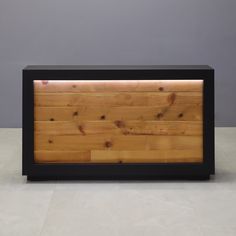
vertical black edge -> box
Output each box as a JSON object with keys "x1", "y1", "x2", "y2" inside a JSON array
[
  {"x1": 203, "y1": 69, "x2": 215, "y2": 174},
  {"x1": 22, "y1": 69, "x2": 34, "y2": 175}
]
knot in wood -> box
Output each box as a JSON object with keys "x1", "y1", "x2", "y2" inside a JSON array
[
  {"x1": 42, "y1": 80, "x2": 48, "y2": 85},
  {"x1": 156, "y1": 113, "x2": 163, "y2": 119},
  {"x1": 114, "y1": 120, "x2": 125, "y2": 128},
  {"x1": 73, "y1": 111, "x2": 78, "y2": 116},
  {"x1": 48, "y1": 139, "x2": 53, "y2": 144},
  {"x1": 78, "y1": 125, "x2": 86, "y2": 135},
  {"x1": 105, "y1": 141, "x2": 112, "y2": 148},
  {"x1": 168, "y1": 93, "x2": 176, "y2": 105}
]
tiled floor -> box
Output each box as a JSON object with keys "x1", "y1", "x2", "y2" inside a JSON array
[{"x1": 0, "y1": 128, "x2": 236, "y2": 236}]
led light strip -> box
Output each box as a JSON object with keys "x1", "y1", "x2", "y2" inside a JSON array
[{"x1": 34, "y1": 80, "x2": 203, "y2": 83}]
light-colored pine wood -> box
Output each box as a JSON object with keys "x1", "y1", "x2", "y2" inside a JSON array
[
  {"x1": 34, "y1": 92, "x2": 202, "y2": 107},
  {"x1": 34, "y1": 80, "x2": 203, "y2": 93},
  {"x1": 34, "y1": 79, "x2": 203, "y2": 164},
  {"x1": 35, "y1": 121, "x2": 202, "y2": 136},
  {"x1": 91, "y1": 150, "x2": 202, "y2": 163},
  {"x1": 34, "y1": 150, "x2": 202, "y2": 163},
  {"x1": 35, "y1": 134, "x2": 202, "y2": 151},
  {"x1": 34, "y1": 105, "x2": 202, "y2": 121},
  {"x1": 34, "y1": 151, "x2": 90, "y2": 163}
]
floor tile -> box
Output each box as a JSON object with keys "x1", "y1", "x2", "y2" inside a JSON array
[{"x1": 0, "y1": 189, "x2": 53, "y2": 236}]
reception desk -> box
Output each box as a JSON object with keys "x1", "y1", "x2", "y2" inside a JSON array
[{"x1": 23, "y1": 65, "x2": 214, "y2": 180}]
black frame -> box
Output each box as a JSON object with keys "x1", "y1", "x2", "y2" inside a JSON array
[{"x1": 23, "y1": 65, "x2": 214, "y2": 180}]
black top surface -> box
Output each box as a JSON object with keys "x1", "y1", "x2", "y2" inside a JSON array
[{"x1": 24, "y1": 65, "x2": 213, "y2": 70}]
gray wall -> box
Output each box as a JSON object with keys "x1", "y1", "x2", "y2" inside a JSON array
[{"x1": 0, "y1": 0, "x2": 236, "y2": 127}]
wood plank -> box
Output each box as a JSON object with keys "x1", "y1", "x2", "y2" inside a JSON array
[
  {"x1": 91, "y1": 150, "x2": 202, "y2": 163},
  {"x1": 34, "y1": 105, "x2": 202, "y2": 121},
  {"x1": 35, "y1": 121, "x2": 202, "y2": 136},
  {"x1": 34, "y1": 150, "x2": 202, "y2": 163},
  {"x1": 34, "y1": 151, "x2": 90, "y2": 163},
  {"x1": 34, "y1": 80, "x2": 203, "y2": 93},
  {"x1": 35, "y1": 134, "x2": 202, "y2": 151},
  {"x1": 34, "y1": 92, "x2": 202, "y2": 107}
]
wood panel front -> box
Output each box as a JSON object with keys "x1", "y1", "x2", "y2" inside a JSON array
[{"x1": 34, "y1": 80, "x2": 203, "y2": 164}]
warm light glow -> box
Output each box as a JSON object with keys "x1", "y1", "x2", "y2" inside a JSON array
[{"x1": 34, "y1": 80, "x2": 203, "y2": 83}]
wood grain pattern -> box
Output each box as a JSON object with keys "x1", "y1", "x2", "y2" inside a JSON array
[
  {"x1": 91, "y1": 150, "x2": 202, "y2": 163},
  {"x1": 34, "y1": 80, "x2": 203, "y2": 93},
  {"x1": 35, "y1": 134, "x2": 202, "y2": 151},
  {"x1": 34, "y1": 105, "x2": 202, "y2": 121},
  {"x1": 34, "y1": 150, "x2": 202, "y2": 163},
  {"x1": 34, "y1": 80, "x2": 203, "y2": 163},
  {"x1": 35, "y1": 121, "x2": 202, "y2": 136},
  {"x1": 35, "y1": 151, "x2": 90, "y2": 163},
  {"x1": 34, "y1": 92, "x2": 202, "y2": 107}
]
